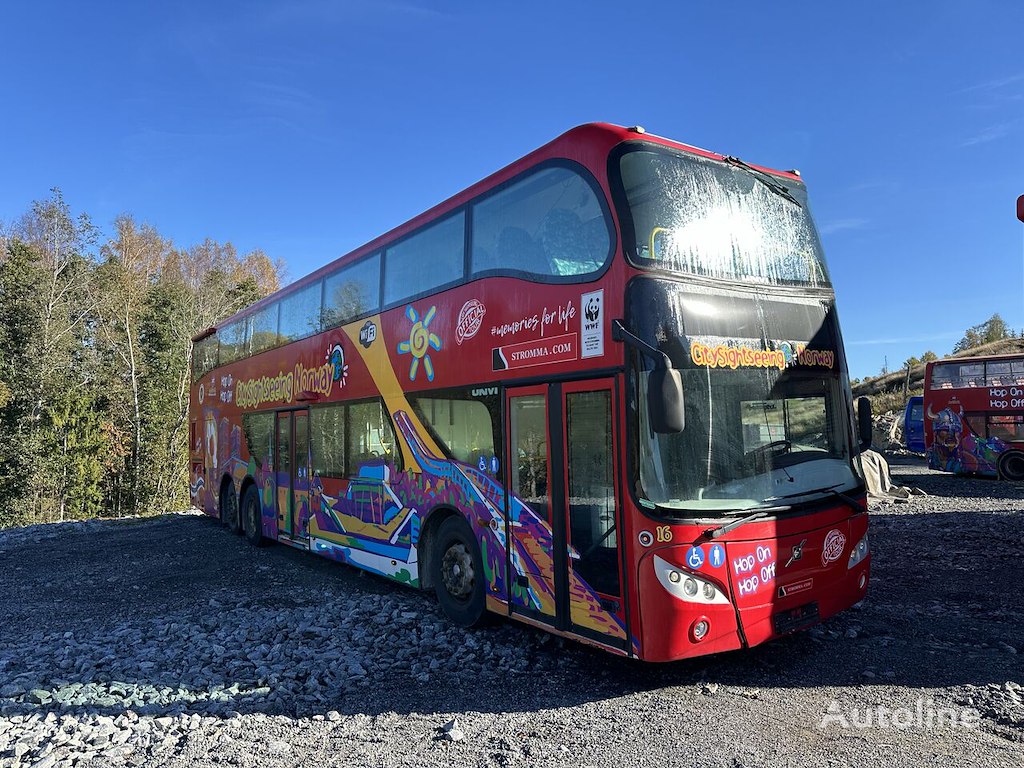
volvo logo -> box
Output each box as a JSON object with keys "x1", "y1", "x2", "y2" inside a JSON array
[{"x1": 785, "y1": 539, "x2": 806, "y2": 568}]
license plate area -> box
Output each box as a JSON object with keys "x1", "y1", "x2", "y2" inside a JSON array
[{"x1": 772, "y1": 601, "x2": 820, "y2": 634}]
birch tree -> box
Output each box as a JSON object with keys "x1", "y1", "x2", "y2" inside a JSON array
[{"x1": 95, "y1": 216, "x2": 172, "y2": 514}]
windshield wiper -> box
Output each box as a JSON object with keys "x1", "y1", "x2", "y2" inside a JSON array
[
  {"x1": 770, "y1": 484, "x2": 866, "y2": 513},
  {"x1": 824, "y1": 488, "x2": 866, "y2": 513},
  {"x1": 699, "y1": 505, "x2": 791, "y2": 541},
  {"x1": 722, "y1": 155, "x2": 801, "y2": 207}
]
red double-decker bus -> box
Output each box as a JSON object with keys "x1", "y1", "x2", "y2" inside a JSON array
[
  {"x1": 924, "y1": 354, "x2": 1024, "y2": 481},
  {"x1": 189, "y1": 123, "x2": 872, "y2": 661}
]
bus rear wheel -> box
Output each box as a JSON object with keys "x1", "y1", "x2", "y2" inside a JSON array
[
  {"x1": 220, "y1": 482, "x2": 241, "y2": 533},
  {"x1": 432, "y1": 516, "x2": 486, "y2": 627},
  {"x1": 241, "y1": 485, "x2": 266, "y2": 546},
  {"x1": 998, "y1": 451, "x2": 1024, "y2": 482}
]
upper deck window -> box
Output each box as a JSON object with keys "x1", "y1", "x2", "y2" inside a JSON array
[
  {"x1": 471, "y1": 166, "x2": 611, "y2": 278},
  {"x1": 250, "y1": 302, "x2": 279, "y2": 354},
  {"x1": 322, "y1": 252, "x2": 381, "y2": 329},
  {"x1": 192, "y1": 335, "x2": 219, "y2": 381},
  {"x1": 985, "y1": 360, "x2": 1024, "y2": 386},
  {"x1": 931, "y1": 359, "x2": 1024, "y2": 389},
  {"x1": 279, "y1": 281, "x2": 323, "y2": 343},
  {"x1": 219, "y1": 319, "x2": 249, "y2": 364},
  {"x1": 202, "y1": 161, "x2": 613, "y2": 371},
  {"x1": 616, "y1": 147, "x2": 830, "y2": 287},
  {"x1": 384, "y1": 213, "x2": 465, "y2": 307}
]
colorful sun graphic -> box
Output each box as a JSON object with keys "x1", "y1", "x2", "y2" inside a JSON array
[{"x1": 397, "y1": 304, "x2": 442, "y2": 381}]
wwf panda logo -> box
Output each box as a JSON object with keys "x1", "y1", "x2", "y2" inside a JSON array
[{"x1": 584, "y1": 295, "x2": 601, "y2": 322}]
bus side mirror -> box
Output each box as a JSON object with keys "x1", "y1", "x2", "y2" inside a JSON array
[
  {"x1": 857, "y1": 397, "x2": 872, "y2": 451},
  {"x1": 649, "y1": 367, "x2": 685, "y2": 434}
]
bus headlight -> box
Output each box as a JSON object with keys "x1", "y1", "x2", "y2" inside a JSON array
[
  {"x1": 847, "y1": 533, "x2": 869, "y2": 569},
  {"x1": 691, "y1": 617, "x2": 711, "y2": 641},
  {"x1": 653, "y1": 555, "x2": 730, "y2": 605}
]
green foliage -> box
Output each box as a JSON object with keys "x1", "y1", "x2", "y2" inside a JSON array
[
  {"x1": 0, "y1": 191, "x2": 282, "y2": 528},
  {"x1": 0, "y1": 240, "x2": 47, "y2": 527},
  {"x1": 138, "y1": 281, "x2": 192, "y2": 513},
  {"x1": 953, "y1": 313, "x2": 1012, "y2": 353},
  {"x1": 44, "y1": 389, "x2": 108, "y2": 520}
]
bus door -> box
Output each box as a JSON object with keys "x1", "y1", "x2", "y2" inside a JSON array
[
  {"x1": 505, "y1": 379, "x2": 626, "y2": 647},
  {"x1": 275, "y1": 409, "x2": 311, "y2": 543},
  {"x1": 506, "y1": 385, "x2": 558, "y2": 621}
]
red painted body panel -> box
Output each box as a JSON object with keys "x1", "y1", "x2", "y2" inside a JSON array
[{"x1": 635, "y1": 506, "x2": 868, "y2": 662}]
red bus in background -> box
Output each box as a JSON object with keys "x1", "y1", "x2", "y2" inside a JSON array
[
  {"x1": 189, "y1": 123, "x2": 872, "y2": 661},
  {"x1": 925, "y1": 354, "x2": 1024, "y2": 481}
]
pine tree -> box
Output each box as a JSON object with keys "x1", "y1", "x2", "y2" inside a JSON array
[
  {"x1": 0, "y1": 240, "x2": 47, "y2": 526},
  {"x1": 45, "y1": 389, "x2": 107, "y2": 520}
]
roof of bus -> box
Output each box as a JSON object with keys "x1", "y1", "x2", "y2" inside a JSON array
[{"x1": 199, "y1": 122, "x2": 804, "y2": 339}]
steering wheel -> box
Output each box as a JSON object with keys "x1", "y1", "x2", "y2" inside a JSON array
[{"x1": 745, "y1": 440, "x2": 792, "y2": 470}]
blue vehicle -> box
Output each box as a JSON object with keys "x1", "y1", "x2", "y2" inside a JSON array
[{"x1": 904, "y1": 396, "x2": 925, "y2": 453}]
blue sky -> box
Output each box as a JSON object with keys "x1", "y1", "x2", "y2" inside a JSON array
[{"x1": 2, "y1": 1, "x2": 1022, "y2": 379}]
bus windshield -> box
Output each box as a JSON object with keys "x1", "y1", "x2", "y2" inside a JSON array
[
  {"x1": 625, "y1": 277, "x2": 857, "y2": 516},
  {"x1": 638, "y1": 367, "x2": 858, "y2": 514},
  {"x1": 618, "y1": 147, "x2": 831, "y2": 287}
]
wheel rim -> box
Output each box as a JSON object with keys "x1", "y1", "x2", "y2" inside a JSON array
[{"x1": 441, "y1": 542, "x2": 475, "y2": 601}]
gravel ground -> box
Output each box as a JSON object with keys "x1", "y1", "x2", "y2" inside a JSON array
[{"x1": 0, "y1": 455, "x2": 1021, "y2": 768}]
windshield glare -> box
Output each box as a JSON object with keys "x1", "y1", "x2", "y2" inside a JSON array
[
  {"x1": 619, "y1": 148, "x2": 830, "y2": 287},
  {"x1": 638, "y1": 367, "x2": 857, "y2": 514}
]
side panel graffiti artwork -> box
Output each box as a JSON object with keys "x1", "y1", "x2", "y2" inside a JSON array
[
  {"x1": 189, "y1": 279, "x2": 628, "y2": 648},
  {"x1": 927, "y1": 403, "x2": 1005, "y2": 477}
]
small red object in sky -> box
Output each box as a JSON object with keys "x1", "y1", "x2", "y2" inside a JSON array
[{"x1": 1018, "y1": 194, "x2": 1024, "y2": 222}]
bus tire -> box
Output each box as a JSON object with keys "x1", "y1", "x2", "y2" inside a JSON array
[
  {"x1": 220, "y1": 480, "x2": 241, "y2": 534},
  {"x1": 241, "y1": 484, "x2": 267, "y2": 546},
  {"x1": 432, "y1": 516, "x2": 486, "y2": 627},
  {"x1": 998, "y1": 451, "x2": 1024, "y2": 482}
]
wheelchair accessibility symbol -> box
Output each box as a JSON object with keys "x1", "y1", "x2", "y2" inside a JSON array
[{"x1": 686, "y1": 545, "x2": 705, "y2": 569}]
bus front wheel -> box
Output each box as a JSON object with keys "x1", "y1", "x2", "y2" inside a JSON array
[
  {"x1": 432, "y1": 516, "x2": 486, "y2": 627},
  {"x1": 241, "y1": 485, "x2": 267, "y2": 546},
  {"x1": 998, "y1": 451, "x2": 1024, "y2": 482}
]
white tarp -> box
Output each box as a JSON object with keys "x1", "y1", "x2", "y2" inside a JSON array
[{"x1": 861, "y1": 449, "x2": 926, "y2": 504}]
